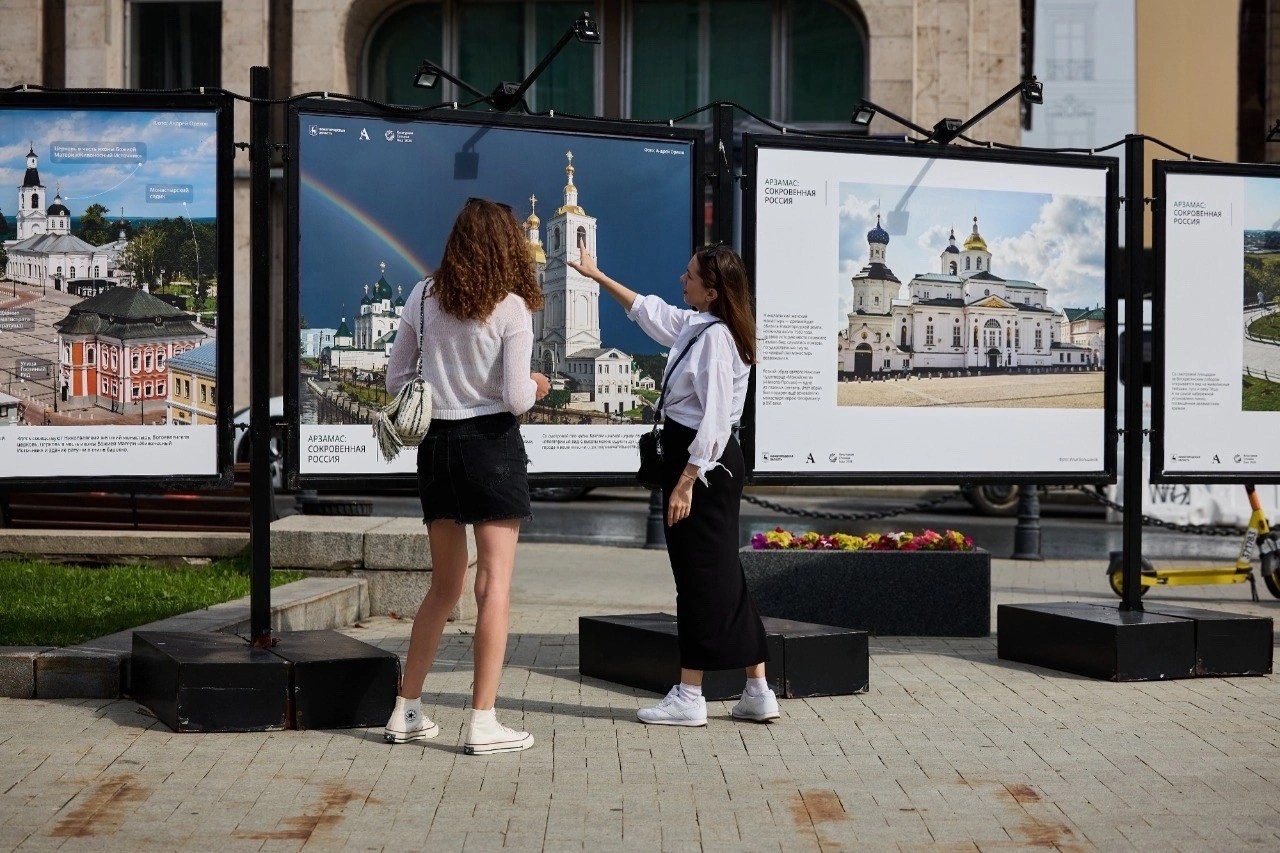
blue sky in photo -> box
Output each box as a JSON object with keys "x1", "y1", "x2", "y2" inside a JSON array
[
  {"x1": 297, "y1": 113, "x2": 696, "y2": 356},
  {"x1": 839, "y1": 182, "x2": 1108, "y2": 313},
  {"x1": 1244, "y1": 174, "x2": 1280, "y2": 231},
  {"x1": 0, "y1": 107, "x2": 219, "y2": 221}
]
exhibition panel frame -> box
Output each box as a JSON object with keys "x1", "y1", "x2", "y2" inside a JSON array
[
  {"x1": 1152, "y1": 159, "x2": 1280, "y2": 484},
  {"x1": 741, "y1": 134, "x2": 1118, "y2": 485},
  {"x1": 285, "y1": 101, "x2": 702, "y2": 490},
  {"x1": 0, "y1": 90, "x2": 236, "y2": 489}
]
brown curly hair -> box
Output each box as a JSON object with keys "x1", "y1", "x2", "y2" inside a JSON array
[{"x1": 432, "y1": 198, "x2": 544, "y2": 320}]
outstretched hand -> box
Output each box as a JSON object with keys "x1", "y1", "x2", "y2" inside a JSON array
[{"x1": 567, "y1": 241, "x2": 600, "y2": 279}]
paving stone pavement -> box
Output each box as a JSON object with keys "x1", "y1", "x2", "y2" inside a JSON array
[{"x1": 2, "y1": 543, "x2": 1280, "y2": 850}]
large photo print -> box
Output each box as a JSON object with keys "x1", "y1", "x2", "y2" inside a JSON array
[
  {"x1": 293, "y1": 108, "x2": 695, "y2": 477},
  {"x1": 748, "y1": 139, "x2": 1114, "y2": 480},
  {"x1": 0, "y1": 102, "x2": 225, "y2": 481},
  {"x1": 1158, "y1": 163, "x2": 1280, "y2": 478}
]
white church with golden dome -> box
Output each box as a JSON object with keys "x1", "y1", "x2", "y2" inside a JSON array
[
  {"x1": 838, "y1": 215, "x2": 1095, "y2": 377},
  {"x1": 523, "y1": 152, "x2": 638, "y2": 417}
]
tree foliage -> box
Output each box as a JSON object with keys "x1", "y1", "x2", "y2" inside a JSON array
[
  {"x1": 117, "y1": 218, "x2": 217, "y2": 292},
  {"x1": 1244, "y1": 254, "x2": 1280, "y2": 305}
]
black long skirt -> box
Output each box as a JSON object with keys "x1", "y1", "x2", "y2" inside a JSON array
[{"x1": 660, "y1": 419, "x2": 770, "y2": 671}]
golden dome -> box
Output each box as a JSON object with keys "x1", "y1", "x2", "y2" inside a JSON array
[{"x1": 963, "y1": 216, "x2": 987, "y2": 252}]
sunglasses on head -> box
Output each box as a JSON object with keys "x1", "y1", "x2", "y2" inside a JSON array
[{"x1": 467, "y1": 197, "x2": 513, "y2": 213}]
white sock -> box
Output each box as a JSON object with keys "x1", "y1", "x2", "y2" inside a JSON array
[
  {"x1": 677, "y1": 682, "x2": 702, "y2": 702},
  {"x1": 745, "y1": 677, "x2": 769, "y2": 697}
]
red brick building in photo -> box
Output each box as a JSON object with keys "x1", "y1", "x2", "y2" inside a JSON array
[{"x1": 53, "y1": 287, "x2": 208, "y2": 421}]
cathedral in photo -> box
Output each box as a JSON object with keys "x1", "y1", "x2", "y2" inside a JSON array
[
  {"x1": 838, "y1": 216, "x2": 1099, "y2": 377},
  {"x1": 325, "y1": 262, "x2": 407, "y2": 372},
  {"x1": 2, "y1": 145, "x2": 130, "y2": 291},
  {"x1": 523, "y1": 152, "x2": 638, "y2": 418}
]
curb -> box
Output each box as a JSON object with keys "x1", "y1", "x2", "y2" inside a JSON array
[{"x1": 0, "y1": 576, "x2": 369, "y2": 700}]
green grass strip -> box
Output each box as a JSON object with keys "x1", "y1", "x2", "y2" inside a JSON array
[
  {"x1": 0, "y1": 556, "x2": 304, "y2": 646},
  {"x1": 1243, "y1": 373, "x2": 1280, "y2": 412},
  {"x1": 1248, "y1": 312, "x2": 1280, "y2": 342}
]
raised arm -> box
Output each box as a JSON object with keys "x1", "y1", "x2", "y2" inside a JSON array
[{"x1": 567, "y1": 240, "x2": 638, "y2": 311}]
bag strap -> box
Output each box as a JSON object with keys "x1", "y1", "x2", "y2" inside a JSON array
[
  {"x1": 416, "y1": 278, "x2": 430, "y2": 374},
  {"x1": 652, "y1": 319, "x2": 722, "y2": 426}
]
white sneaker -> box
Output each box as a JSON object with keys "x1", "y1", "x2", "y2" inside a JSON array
[
  {"x1": 637, "y1": 686, "x2": 708, "y2": 726},
  {"x1": 464, "y1": 714, "x2": 534, "y2": 755},
  {"x1": 384, "y1": 696, "x2": 439, "y2": 743},
  {"x1": 731, "y1": 688, "x2": 780, "y2": 723}
]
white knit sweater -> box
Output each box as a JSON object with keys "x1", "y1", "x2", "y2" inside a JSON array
[{"x1": 386, "y1": 279, "x2": 538, "y2": 419}]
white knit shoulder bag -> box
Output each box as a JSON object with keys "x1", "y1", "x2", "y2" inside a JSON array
[{"x1": 373, "y1": 280, "x2": 433, "y2": 462}]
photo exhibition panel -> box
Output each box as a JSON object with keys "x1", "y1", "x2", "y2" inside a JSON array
[
  {"x1": 1158, "y1": 163, "x2": 1280, "y2": 480},
  {"x1": 0, "y1": 97, "x2": 229, "y2": 482},
  {"x1": 747, "y1": 139, "x2": 1115, "y2": 481},
  {"x1": 292, "y1": 108, "x2": 697, "y2": 477}
]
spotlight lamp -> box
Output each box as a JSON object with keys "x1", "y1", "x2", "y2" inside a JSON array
[
  {"x1": 929, "y1": 76, "x2": 1046, "y2": 144},
  {"x1": 1020, "y1": 78, "x2": 1044, "y2": 105},
  {"x1": 572, "y1": 11, "x2": 602, "y2": 44},
  {"x1": 1268, "y1": 119, "x2": 1280, "y2": 143},
  {"x1": 412, "y1": 59, "x2": 487, "y2": 101},
  {"x1": 490, "y1": 11, "x2": 603, "y2": 112},
  {"x1": 849, "y1": 99, "x2": 932, "y2": 139}
]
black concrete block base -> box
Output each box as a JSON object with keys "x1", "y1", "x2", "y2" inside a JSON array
[
  {"x1": 1139, "y1": 604, "x2": 1273, "y2": 676},
  {"x1": 579, "y1": 613, "x2": 868, "y2": 700},
  {"x1": 262, "y1": 630, "x2": 400, "y2": 729},
  {"x1": 131, "y1": 631, "x2": 290, "y2": 732},
  {"x1": 997, "y1": 602, "x2": 1272, "y2": 681},
  {"x1": 131, "y1": 630, "x2": 399, "y2": 732}
]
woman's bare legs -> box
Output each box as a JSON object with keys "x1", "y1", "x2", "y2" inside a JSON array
[
  {"x1": 398, "y1": 520, "x2": 470, "y2": 700},
  {"x1": 679, "y1": 662, "x2": 765, "y2": 687},
  {"x1": 469, "y1": 518, "x2": 521, "y2": 710}
]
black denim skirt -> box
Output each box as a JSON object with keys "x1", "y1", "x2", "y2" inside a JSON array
[{"x1": 416, "y1": 412, "x2": 531, "y2": 524}]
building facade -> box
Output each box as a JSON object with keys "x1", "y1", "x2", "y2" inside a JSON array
[
  {"x1": 839, "y1": 215, "x2": 1093, "y2": 376},
  {"x1": 52, "y1": 286, "x2": 208, "y2": 419},
  {"x1": 167, "y1": 341, "x2": 218, "y2": 425}
]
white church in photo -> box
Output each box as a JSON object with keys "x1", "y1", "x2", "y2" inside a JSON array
[
  {"x1": 3, "y1": 145, "x2": 130, "y2": 290},
  {"x1": 838, "y1": 216, "x2": 1097, "y2": 377},
  {"x1": 325, "y1": 262, "x2": 406, "y2": 372},
  {"x1": 523, "y1": 152, "x2": 638, "y2": 417}
]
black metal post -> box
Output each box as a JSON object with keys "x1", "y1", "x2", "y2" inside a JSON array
[
  {"x1": 249, "y1": 66, "x2": 274, "y2": 643},
  {"x1": 644, "y1": 490, "x2": 666, "y2": 549},
  {"x1": 711, "y1": 103, "x2": 735, "y2": 245},
  {"x1": 1010, "y1": 484, "x2": 1043, "y2": 560},
  {"x1": 1120, "y1": 135, "x2": 1146, "y2": 611}
]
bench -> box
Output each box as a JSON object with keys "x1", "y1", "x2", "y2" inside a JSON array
[{"x1": 0, "y1": 464, "x2": 264, "y2": 532}]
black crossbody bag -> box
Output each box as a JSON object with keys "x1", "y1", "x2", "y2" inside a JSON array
[{"x1": 636, "y1": 320, "x2": 722, "y2": 490}]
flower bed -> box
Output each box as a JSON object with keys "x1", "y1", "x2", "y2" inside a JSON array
[
  {"x1": 751, "y1": 527, "x2": 974, "y2": 552},
  {"x1": 741, "y1": 529, "x2": 990, "y2": 637}
]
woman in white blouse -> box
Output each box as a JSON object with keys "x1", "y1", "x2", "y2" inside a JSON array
[
  {"x1": 570, "y1": 242, "x2": 779, "y2": 727},
  {"x1": 382, "y1": 197, "x2": 550, "y2": 754}
]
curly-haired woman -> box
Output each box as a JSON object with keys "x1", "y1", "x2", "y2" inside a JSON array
[{"x1": 383, "y1": 197, "x2": 550, "y2": 754}]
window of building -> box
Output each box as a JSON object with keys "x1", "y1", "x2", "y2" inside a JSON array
[
  {"x1": 1035, "y1": 328, "x2": 1043, "y2": 349},
  {"x1": 144, "y1": 351, "x2": 153, "y2": 371},
  {"x1": 629, "y1": 0, "x2": 865, "y2": 122},
  {"x1": 131, "y1": 352, "x2": 140, "y2": 372},
  {"x1": 158, "y1": 381, "x2": 167, "y2": 396},
  {"x1": 363, "y1": 0, "x2": 863, "y2": 123},
  {"x1": 86, "y1": 347, "x2": 95, "y2": 365},
  {"x1": 128, "y1": 1, "x2": 222, "y2": 88},
  {"x1": 364, "y1": 0, "x2": 595, "y2": 113},
  {"x1": 951, "y1": 324, "x2": 961, "y2": 347},
  {"x1": 924, "y1": 324, "x2": 934, "y2": 346}
]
